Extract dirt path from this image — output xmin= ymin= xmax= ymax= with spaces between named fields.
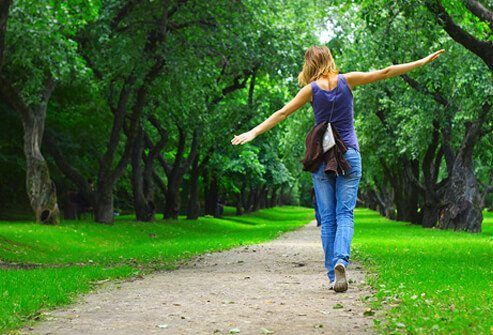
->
xmin=22 ymin=221 xmax=378 ymax=335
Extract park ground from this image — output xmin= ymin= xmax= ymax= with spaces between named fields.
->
xmin=0 ymin=207 xmax=492 ymax=334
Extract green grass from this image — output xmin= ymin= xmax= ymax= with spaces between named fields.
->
xmin=3 ymin=205 xmax=492 ymax=334
xmin=352 ymin=208 xmax=493 ymax=335
xmin=0 ymin=206 xmax=313 ymax=333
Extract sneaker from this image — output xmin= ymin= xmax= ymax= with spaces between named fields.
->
xmin=334 ymin=263 xmax=348 ymax=292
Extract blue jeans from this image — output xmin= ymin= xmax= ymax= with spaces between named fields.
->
xmin=314 ymin=199 xmax=321 ymax=226
xmin=311 ymin=147 xmax=362 ymax=283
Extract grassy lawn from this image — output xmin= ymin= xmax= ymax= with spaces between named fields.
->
xmin=352 ymin=208 xmax=493 ymax=335
xmin=0 ymin=206 xmax=314 ymax=333
xmin=2 ymin=206 xmax=492 ymax=335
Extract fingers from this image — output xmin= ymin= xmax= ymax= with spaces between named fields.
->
xmin=231 ymin=134 xmax=247 ymax=145
xmin=231 ymin=131 xmax=255 ymax=145
xmin=427 ymin=49 xmax=445 ymax=64
xmin=434 ymin=49 xmax=445 ymax=57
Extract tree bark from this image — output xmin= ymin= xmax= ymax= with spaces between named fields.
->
xmin=426 ymin=0 xmax=493 ymax=72
xmin=437 ymin=119 xmax=485 ymax=232
xmin=270 ymin=187 xmax=276 ymax=208
xmin=24 ymin=117 xmax=60 ymax=224
xmin=75 ymin=0 xmax=171 ymax=223
xmin=93 ymin=182 xmax=114 ymax=224
xmin=0 ymin=76 xmax=60 ymax=224
xmin=204 ymin=173 xmax=220 ymax=216
xmin=155 ymin=125 xmax=199 ymax=219
xmin=235 ymin=186 xmax=244 ymax=215
xmin=186 ymin=152 xmax=200 ymax=220
xmin=401 ymin=74 xmax=490 ymax=232
xmin=131 ymin=126 xmax=153 ymax=221
xmin=0 ymin=0 xmax=11 ymax=72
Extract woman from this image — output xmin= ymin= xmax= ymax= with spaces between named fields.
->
xmin=231 ymin=45 xmax=444 ymax=292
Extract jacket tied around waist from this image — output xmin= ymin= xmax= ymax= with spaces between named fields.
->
xmin=300 ymin=121 xmax=352 ymax=176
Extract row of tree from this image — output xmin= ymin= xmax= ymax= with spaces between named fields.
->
xmin=328 ymin=0 xmax=493 ymax=232
xmin=1 ymin=0 xmax=491 ymax=233
xmin=0 ymin=0 xmax=324 ymax=224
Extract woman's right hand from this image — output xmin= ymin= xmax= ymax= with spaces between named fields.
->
xmin=421 ymin=49 xmax=445 ymax=66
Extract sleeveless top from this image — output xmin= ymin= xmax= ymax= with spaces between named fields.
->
xmin=310 ymin=74 xmax=360 ymax=152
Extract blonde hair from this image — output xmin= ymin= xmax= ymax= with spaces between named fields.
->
xmin=297 ymin=45 xmax=339 ymax=87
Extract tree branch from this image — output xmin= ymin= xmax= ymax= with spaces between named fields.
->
xmin=153 ymin=170 xmax=168 ymax=195
xmin=400 ymin=74 xmax=450 ymax=108
xmin=110 ymin=0 xmax=141 ymax=30
xmin=0 ymin=0 xmax=12 ymax=72
xmin=43 ymin=133 xmax=89 ymax=192
xmin=464 ymin=0 xmax=493 ymax=30
xmin=208 ymin=69 xmax=253 ymax=107
xmin=426 ymin=0 xmax=493 ymax=72
xmin=0 ymin=75 xmax=32 ymax=125
xmin=184 ymin=128 xmax=200 ymax=168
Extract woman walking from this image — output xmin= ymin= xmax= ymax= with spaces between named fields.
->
xmin=231 ymin=45 xmax=444 ymax=292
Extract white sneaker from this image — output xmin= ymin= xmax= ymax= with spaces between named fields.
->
xmin=328 ymin=281 xmax=334 ymax=290
xmin=334 ymin=263 xmax=348 ymax=292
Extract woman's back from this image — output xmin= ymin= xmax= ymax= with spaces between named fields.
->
xmin=310 ymin=74 xmax=359 ymax=152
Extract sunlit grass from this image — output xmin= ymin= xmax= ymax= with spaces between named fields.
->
xmin=3 ymin=205 xmax=490 ymax=334
xmin=0 ymin=206 xmax=313 ymax=333
xmin=353 ymin=208 xmax=493 ymax=335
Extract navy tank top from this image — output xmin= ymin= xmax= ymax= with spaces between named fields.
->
xmin=310 ymin=74 xmax=360 ymax=152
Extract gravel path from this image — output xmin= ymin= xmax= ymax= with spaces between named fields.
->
xmin=22 ymin=220 xmax=378 ymax=335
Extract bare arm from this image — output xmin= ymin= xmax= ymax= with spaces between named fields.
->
xmin=345 ymin=49 xmax=445 ymax=90
xmin=231 ymin=83 xmax=312 ymax=145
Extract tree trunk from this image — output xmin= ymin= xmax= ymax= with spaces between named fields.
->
xmin=0 ymin=0 xmax=12 ymax=72
xmin=269 ymin=187 xmax=278 ymax=207
xmin=235 ymin=191 xmax=243 ymax=215
xmin=131 ymin=127 xmax=153 ymax=221
xmin=259 ymin=184 xmax=268 ymax=209
xmin=437 ymin=121 xmax=484 ymax=232
xmin=205 ymin=174 xmax=219 ymax=216
xmin=164 ymin=184 xmax=180 ymax=219
xmin=421 ymin=197 xmax=441 ymax=228
xmin=24 ymin=121 xmax=60 ymax=224
xmin=438 ymin=162 xmax=482 ymax=232
xmin=0 ymin=76 xmax=60 ymax=224
xmin=368 ymin=184 xmax=395 ymax=220
xmin=380 ymin=158 xmax=419 ymax=223
xmin=245 ymin=185 xmax=255 ymax=213
xmin=186 ymin=152 xmax=200 ymax=220
xmin=93 ymin=183 xmax=114 ymax=224
xmin=156 ymin=126 xmax=199 ymax=219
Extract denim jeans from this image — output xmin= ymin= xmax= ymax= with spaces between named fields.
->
xmin=314 ymin=199 xmax=321 ymax=226
xmin=311 ymin=147 xmax=362 ymax=283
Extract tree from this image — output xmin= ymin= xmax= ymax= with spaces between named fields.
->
xmin=0 ymin=0 xmax=99 ymax=224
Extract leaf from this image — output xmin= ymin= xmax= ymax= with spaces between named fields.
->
xmin=333 ymin=303 xmax=344 ymax=309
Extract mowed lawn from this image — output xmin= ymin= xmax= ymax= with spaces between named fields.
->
xmin=1 ymin=206 xmax=492 ymax=335
xmin=0 ymin=206 xmax=314 ymax=333
xmin=352 ymin=208 xmax=493 ymax=335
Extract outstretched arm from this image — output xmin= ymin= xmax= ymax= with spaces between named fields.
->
xmin=344 ymin=49 xmax=445 ymax=90
xmin=231 ymin=83 xmax=312 ymax=145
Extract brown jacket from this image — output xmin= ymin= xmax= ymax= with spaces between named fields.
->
xmin=300 ymin=121 xmax=352 ymax=176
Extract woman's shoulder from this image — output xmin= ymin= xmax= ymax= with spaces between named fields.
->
xmin=338 ymin=73 xmax=354 ymax=94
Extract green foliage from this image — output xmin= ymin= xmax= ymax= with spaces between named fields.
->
xmin=5 ymin=0 xmax=99 ymax=103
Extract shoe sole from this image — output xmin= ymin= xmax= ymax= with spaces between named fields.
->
xmin=334 ymin=263 xmax=348 ymax=292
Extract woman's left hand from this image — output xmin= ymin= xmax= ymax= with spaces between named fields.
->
xmin=231 ymin=131 xmax=257 ymax=145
